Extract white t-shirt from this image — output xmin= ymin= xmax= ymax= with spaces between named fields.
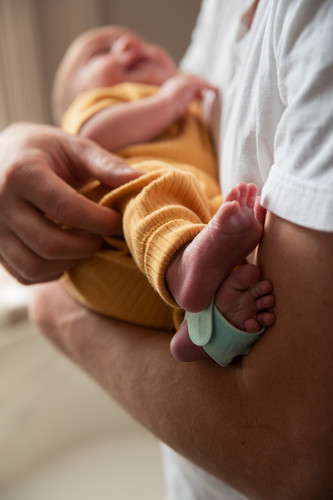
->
xmin=162 ymin=0 xmax=333 ymax=498
xmin=183 ymin=0 xmax=333 ymax=232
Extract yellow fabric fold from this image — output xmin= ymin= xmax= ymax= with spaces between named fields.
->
xmin=62 ymin=83 xmax=221 ymax=331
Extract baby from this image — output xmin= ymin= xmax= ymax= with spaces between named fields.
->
xmin=52 ymin=26 xmax=275 ymax=365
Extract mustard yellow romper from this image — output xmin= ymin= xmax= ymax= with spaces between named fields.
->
xmin=61 ymin=83 xmax=222 ymax=331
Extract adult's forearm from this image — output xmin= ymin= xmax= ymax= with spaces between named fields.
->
xmin=30 ymin=281 xmax=263 ymax=496
xmin=30 ymin=212 xmax=333 ymax=499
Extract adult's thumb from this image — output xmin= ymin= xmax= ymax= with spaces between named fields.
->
xmin=68 ymin=135 xmax=143 ymax=188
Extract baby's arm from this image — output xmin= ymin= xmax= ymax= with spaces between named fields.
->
xmin=79 ymin=74 xmax=217 ymax=151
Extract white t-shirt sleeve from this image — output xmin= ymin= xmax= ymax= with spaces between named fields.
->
xmin=261 ymin=0 xmax=333 ymax=232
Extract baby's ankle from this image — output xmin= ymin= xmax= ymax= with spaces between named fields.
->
xmin=166 ymin=243 xmax=207 ymax=311
xmin=165 ymin=245 xmax=188 ymax=306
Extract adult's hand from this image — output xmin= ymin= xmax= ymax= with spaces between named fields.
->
xmin=0 ymin=123 xmax=141 ymax=284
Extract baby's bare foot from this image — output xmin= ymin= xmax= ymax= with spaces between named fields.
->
xmin=214 ymin=263 xmax=275 ymax=332
xmin=170 ymin=264 xmax=275 ymax=362
xmin=166 ymin=183 xmax=263 ymax=312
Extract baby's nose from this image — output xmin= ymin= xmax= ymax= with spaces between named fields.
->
xmin=114 ymin=33 xmax=142 ymax=53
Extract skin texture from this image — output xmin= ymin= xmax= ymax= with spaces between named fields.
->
xmin=30 ymin=211 xmax=333 ymax=499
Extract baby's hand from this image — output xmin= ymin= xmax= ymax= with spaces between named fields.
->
xmin=158 ymin=73 xmax=218 ymax=120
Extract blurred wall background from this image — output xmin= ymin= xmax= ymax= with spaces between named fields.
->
xmin=0 ymin=0 xmax=201 ymax=129
xmin=0 ymin=4 xmax=202 ymax=496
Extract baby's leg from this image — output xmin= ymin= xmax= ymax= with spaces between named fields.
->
xmin=166 ymin=183 xmax=264 ymax=312
xmin=170 ymin=264 xmax=275 ymax=362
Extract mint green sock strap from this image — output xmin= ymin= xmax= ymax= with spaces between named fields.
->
xmin=185 ymin=303 xmax=264 ymax=367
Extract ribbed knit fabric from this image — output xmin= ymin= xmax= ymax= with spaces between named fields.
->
xmin=61 ymin=83 xmax=221 ymax=331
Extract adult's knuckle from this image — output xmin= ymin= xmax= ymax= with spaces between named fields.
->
xmin=19 ymin=257 xmax=53 ymax=284
xmin=0 ymin=195 xmax=8 ymax=218
xmin=34 ymin=233 xmax=60 ymax=259
xmin=4 ymin=152 xmax=45 ymax=189
xmin=13 ymin=259 xmax=41 ymax=284
xmin=4 ymin=160 xmax=27 ymax=186
xmin=16 ymin=274 xmax=35 ymax=286
xmin=52 ymin=196 xmax=77 ymax=226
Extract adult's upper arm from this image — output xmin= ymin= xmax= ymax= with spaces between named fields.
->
xmin=241 ymin=210 xmax=333 ymax=498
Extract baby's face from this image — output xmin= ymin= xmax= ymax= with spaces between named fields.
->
xmin=68 ymin=27 xmax=177 ymax=96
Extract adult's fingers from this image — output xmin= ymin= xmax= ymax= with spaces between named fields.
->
xmin=63 ymin=135 xmax=143 ymax=188
xmin=0 ymin=234 xmax=77 ymax=285
xmin=0 ymin=198 xmax=106 ymax=263
xmin=16 ymin=166 xmax=123 ymax=236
